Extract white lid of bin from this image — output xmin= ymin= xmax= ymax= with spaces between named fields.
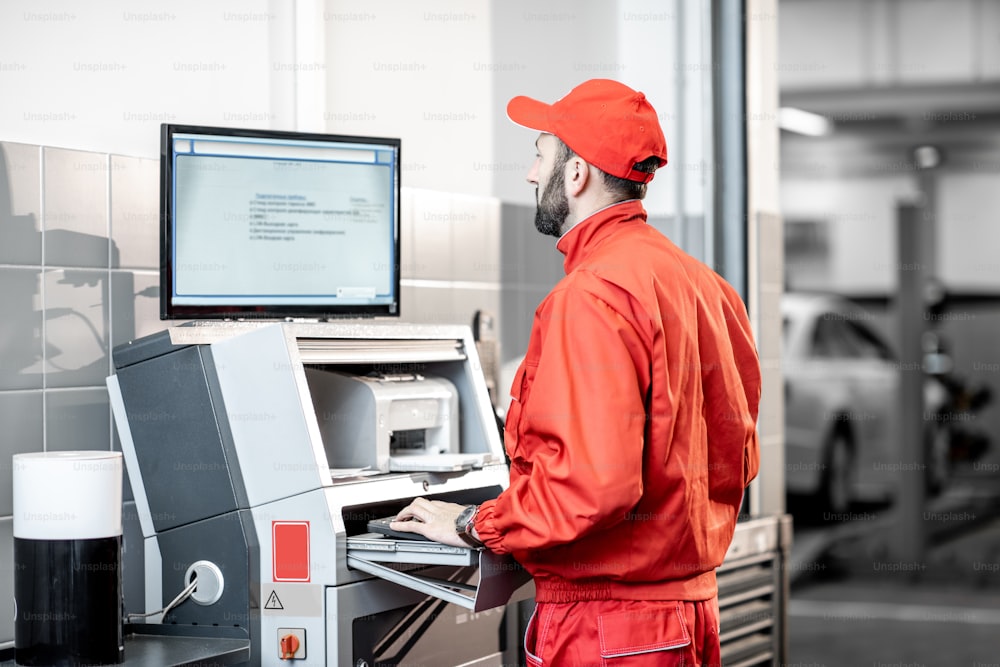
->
xmin=13 ymin=451 xmax=123 ymax=540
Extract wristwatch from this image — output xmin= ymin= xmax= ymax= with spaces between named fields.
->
xmin=454 ymin=504 xmax=483 ymax=548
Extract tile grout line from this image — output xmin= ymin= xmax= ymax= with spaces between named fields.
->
xmin=39 ymin=145 xmax=47 ymax=452
xmin=106 ymin=152 xmax=114 ymax=452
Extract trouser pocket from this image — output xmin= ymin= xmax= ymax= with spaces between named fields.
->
xmin=524 ymin=607 xmax=543 ymax=666
xmin=598 ymin=602 xmax=691 ymax=666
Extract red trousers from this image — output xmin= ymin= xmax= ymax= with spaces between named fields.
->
xmin=524 ymin=598 xmax=721 ymax=667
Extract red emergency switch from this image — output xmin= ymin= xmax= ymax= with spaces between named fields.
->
xmin=278 ymin=627 xmax=306 ymax=659
xmin=279 ymin=633 xmax=301 ymax=660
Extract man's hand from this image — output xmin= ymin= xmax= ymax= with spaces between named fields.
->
xmin=390 ymin=498 xmax=469 ymax=548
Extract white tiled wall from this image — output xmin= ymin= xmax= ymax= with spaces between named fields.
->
xmin=0 ymin=141 xmax=161 ymax=647
xmin=399 ymin=187 xmax=504 ymax=328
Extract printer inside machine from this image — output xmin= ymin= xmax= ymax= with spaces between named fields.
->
xmin=307 ymin=368 xmax=493 ymax=473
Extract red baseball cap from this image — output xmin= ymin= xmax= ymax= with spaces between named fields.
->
xmin=506 ymin=79 xmax=667 ymax=184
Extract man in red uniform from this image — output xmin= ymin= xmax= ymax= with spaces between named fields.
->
xmin=393 ymin=78 xmax=761 ymax=666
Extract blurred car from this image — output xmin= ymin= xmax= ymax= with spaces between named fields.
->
xmin=782 ymin=292 xmax=948 ymax=514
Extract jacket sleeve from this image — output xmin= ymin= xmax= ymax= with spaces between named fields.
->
xmin=475 ymin=282 xmax=651 ymax=553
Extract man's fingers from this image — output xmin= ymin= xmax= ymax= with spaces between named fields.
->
xmin=388 ymin=519 xmax=422 ymax=534
xmin=411 ymin=497 xmax=440 ymax=513
xmin=391 ymin=498 xmax=429 ymax=530
xmin=385 ymin=498 xmax=469 ymax=548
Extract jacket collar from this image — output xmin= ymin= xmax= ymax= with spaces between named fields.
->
xmin=556 ymin=199 xmax=647 ymax=274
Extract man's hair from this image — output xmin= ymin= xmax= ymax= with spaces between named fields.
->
xmin=553 ymin=137 xmax=575 ymax=173
xmin=601 ymin=156 xmax=660 ymax=201
xmin=554 ymin=137 xmax=658 ymax=201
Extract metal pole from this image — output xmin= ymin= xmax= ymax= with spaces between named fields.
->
xmin=893 ymin=202 xmax=926 ymax=569
xmin=673 ymin=0 xmax=687 ymax=252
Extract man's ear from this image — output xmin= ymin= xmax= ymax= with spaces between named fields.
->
xmin=564 ymin=155 xmax=590 ymax=196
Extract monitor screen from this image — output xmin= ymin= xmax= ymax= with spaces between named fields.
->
xmin=160 ymin=124 xmax=401 ymax=320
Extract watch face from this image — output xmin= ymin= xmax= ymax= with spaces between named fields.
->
xmin=456 ymin=505 xmax=477 ymax=533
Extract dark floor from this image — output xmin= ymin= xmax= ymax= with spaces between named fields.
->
xmin=785 ymin=464 xmax=1000 ymax=666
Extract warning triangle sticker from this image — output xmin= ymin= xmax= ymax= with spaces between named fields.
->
xmin=265 ymin=590 xmax=284 ymax=610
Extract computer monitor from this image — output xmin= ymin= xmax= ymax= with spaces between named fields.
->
xmin=160 ymin=124 xmax=401 ymax=320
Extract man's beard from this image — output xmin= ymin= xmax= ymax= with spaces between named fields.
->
xmin=534 ymin=165 xmax=569 ymax=238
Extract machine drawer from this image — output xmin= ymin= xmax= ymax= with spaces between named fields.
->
xmin=346 ymin=535 xmax=532 ymax=612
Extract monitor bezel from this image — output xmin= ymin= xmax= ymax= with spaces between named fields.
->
xmin=159 ymin=123 xmax=402 ymax=321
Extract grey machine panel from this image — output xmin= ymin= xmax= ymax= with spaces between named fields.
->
xmin=154 ymin=510 xmax=259 ymax=635
xmin=114 ymin=343 xmax=246 ymax=533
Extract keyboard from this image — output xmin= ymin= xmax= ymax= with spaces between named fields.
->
xmin=366 ymin=516 xmax=433 ymax=542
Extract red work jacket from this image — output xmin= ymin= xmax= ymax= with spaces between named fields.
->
xmin=475 ymin=200 xmax=761 ymax=603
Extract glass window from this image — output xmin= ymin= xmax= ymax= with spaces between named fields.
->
xmin=843 ymin=319 xmax=893 ymax=361
xmin=812 ymin=312 xmax=892 ymax=361
xmin=811 ymin=316 xmax=854 ymax=358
